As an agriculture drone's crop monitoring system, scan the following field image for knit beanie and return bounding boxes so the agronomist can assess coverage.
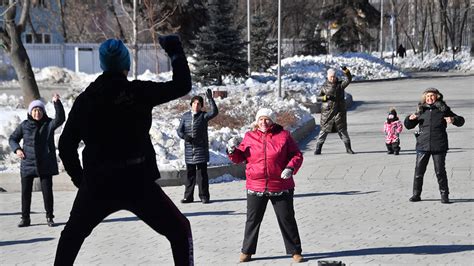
[255,108,276,122]
[28,99,46,115]
[99,39,131,72]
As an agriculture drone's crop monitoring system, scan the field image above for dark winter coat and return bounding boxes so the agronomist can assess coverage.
[317,71,352,132]
[9,101,65,178]
[404,101,464,152]
[58,56,191,192]
[228,124,303,192]
[177,97,218,164]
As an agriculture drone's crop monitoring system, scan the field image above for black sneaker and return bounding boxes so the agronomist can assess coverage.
[409,195,421,202]
[201,198,210,204]
[180,198,193,204]
[47,218,55,227]
[18,218,31,227]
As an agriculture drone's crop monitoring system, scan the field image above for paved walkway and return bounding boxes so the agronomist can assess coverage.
[1,75,473,265]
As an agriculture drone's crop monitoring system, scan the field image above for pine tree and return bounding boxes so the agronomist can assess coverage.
[191,0,248,85]
[250,14,277,72]
[301,22,327,56]
[322,0,380,52]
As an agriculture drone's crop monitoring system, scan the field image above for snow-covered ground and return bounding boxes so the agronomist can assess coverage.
[0,49,472,174]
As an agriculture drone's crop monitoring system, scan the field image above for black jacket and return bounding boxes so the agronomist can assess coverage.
[404,101,464,152]
[317,71,352,132]
[9,101,65,178]
[58,56,191,189]
[177,97,218,164]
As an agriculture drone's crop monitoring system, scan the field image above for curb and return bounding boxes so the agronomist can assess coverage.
[0,117,316,192]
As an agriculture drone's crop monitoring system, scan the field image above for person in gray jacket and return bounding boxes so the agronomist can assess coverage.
[9,94,65,227]
[177,89,218,204]
[314,66,354,155]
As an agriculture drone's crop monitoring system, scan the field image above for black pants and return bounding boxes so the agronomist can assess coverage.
[412,151,449,196]
[54,181,193,265]
[21,176,54,219]
[386,141,400,153]
[242,190,302,255]
[183,163,209,201]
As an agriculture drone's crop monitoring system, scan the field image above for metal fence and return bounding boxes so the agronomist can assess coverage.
[1,43,171,75]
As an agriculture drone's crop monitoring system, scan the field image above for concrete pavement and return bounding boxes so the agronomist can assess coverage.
[1,74,473,265]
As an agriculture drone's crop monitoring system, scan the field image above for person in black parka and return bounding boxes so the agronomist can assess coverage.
[54,37,194,265]
[404,88,465,204]
[177,89,218,204]
[314,66,354,155]
[9,94,65,227]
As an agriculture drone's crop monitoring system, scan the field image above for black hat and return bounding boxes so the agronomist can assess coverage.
[190,95,204,106]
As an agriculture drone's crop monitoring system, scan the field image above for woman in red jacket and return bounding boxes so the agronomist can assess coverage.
[228,108,304,263]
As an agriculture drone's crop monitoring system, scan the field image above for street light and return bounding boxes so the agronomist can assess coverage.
[277,0,282,98]
[247,0,251,76]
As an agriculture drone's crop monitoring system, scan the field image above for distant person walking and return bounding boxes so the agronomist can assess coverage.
[228,108,305,263]
[384,107,403,155]
[397,44,406,58]
[9,94,65,227]
[314,66,354,155]
[404,88,464,204]
[177,89,218,204]
[54,36,194,265]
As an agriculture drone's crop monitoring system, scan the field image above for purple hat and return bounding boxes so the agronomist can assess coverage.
[28,100,45,115]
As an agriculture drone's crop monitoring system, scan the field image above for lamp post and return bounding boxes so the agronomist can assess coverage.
[277,0,282,98]
[247,0,251,76]
[379,0,384,60]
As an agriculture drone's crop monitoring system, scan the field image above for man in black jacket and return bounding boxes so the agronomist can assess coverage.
[405,88,465,204]
[54,36,194,265]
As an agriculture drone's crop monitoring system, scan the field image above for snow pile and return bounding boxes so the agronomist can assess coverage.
[1,50,471,175]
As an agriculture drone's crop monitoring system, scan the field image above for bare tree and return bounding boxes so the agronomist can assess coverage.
[0,0,40,106]
[439,0,470,59]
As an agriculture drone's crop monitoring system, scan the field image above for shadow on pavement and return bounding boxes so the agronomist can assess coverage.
[347,100,364,111]
[251,244,474,262]
[419,198,474,203]
[0,237,55,247]
[210,198,246,203]
[0,211,40,216]
[302,244,474,261]
[295,191,378,198]
[184,210,244,217]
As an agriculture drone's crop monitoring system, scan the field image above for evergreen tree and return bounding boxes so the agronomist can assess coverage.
[191,0,248,85]
[301,22,327,56]
[322,0,380,52]
[250,14,277,72]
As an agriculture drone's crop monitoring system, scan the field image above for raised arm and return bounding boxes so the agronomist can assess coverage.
[204,89,218,121]
[341,66,352,89]
[50,95,65,129]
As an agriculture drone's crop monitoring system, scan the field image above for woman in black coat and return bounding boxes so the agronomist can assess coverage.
[404,88,464,204]
[9,94,65,227]
[177,89,218,203]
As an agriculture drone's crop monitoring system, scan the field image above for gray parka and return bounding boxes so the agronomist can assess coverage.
[317,70,352,132]
[177,96,218,164]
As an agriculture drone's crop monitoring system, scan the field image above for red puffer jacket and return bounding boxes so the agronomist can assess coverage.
[228,124,303,192]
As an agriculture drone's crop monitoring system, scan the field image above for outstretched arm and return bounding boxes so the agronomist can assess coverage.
[204,89,218,120]
[341,66,352,89]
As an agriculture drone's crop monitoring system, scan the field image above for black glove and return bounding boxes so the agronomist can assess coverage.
[158,34,184,57]
[184,135,194,143]
[206,89,213,99]
[341,66,347,71]
[326,95,335,101]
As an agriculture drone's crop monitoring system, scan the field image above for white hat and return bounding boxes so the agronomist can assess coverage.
[28,100,45,115]
[255,108,276,122]
[327,68,336,76]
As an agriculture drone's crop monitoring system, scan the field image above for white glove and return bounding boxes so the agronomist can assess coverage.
[227,136,242,154]
[281,168,294,179]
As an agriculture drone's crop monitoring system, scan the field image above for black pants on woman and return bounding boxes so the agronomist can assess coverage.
[412,151,449,196]
[183,163,209,201]
[54,180,193,265]
[242,190,302,255]
[21,175,54,219]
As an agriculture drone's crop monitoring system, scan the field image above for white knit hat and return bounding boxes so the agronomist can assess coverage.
[28,99,45,115]
[255,108,276,122]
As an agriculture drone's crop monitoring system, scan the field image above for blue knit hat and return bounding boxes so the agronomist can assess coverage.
[99,39,131,72]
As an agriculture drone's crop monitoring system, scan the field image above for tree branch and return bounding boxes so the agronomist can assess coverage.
[17,0,31,32]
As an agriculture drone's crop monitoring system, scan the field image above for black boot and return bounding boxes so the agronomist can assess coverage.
[47,217,55,227]
[386,144,394,154]
[344,142,355,154]
[314,143,323,155]
[409,178,423,202]
[441,193,450,204]
[18,217,31,227]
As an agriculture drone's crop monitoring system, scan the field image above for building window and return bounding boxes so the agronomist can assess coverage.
[25,33,52,44]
